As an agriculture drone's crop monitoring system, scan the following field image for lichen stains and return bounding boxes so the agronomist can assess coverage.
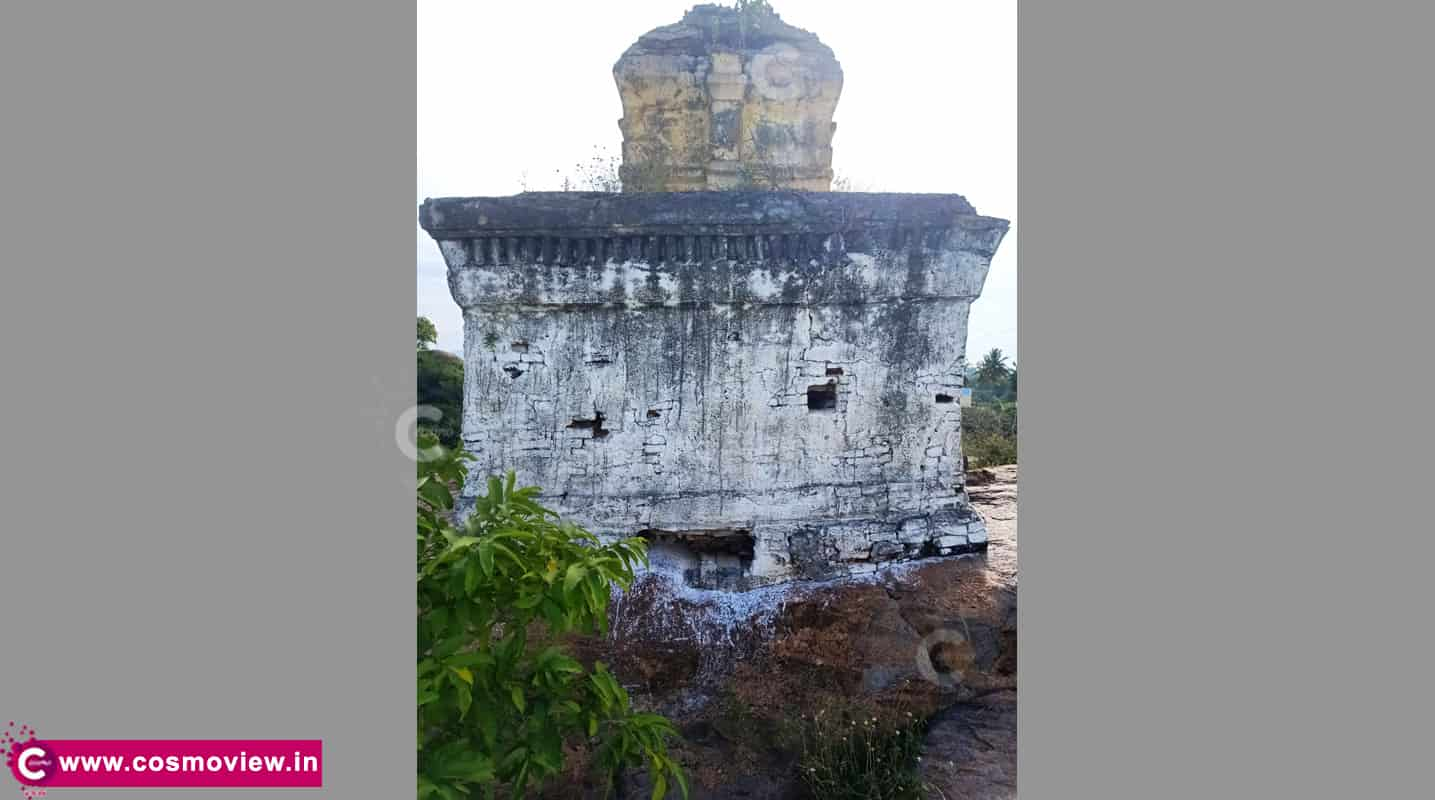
[424,190,1005,588]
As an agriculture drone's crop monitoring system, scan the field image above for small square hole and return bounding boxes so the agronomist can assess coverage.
[807,384,837,411]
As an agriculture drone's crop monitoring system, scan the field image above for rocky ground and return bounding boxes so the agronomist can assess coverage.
[551,465,1018,799]
[919,465,1017,799]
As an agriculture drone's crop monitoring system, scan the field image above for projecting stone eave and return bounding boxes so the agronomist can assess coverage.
[421,191,1007,311]
[420,191,1004,245]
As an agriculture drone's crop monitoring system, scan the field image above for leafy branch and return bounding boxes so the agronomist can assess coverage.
[417,435,687,799]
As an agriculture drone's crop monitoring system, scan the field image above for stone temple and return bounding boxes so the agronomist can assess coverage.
[420,5,1008,591]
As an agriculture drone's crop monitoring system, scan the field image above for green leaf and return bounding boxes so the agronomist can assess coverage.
[446,535,480,551]
[563,563,587,593]
[419,478,453,510]
[479,708,497,749]
[490,541,521,567]
[456,683,472,719]
[549,655,583,675]
[540,597,566,629]
[455,762,493,783]
[671,762,689,799]
[500,746,527,773]
[428,607,449,637]
[440,752,493,783]
[509,684,526,713]
[464,558,481,595]
[450,666,473,686]
[512,763,530,798]
[531,729,562,772]
[431,633,467,659]
[590,665,618,709]
[585,577,607,624]
[493,527,537,542]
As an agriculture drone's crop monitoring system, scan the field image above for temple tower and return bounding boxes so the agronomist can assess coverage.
[613,4,843,191]
[420,5,1008,590]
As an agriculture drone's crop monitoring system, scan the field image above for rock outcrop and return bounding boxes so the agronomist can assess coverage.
[548,465,1018,799]
[613,4,843,191]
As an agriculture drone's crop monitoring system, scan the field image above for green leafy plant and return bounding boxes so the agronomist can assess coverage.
[417,316,463,448]
[964,431,1017,469]
[416,435,687,799]
[797,709,928,800]
[962,401,1017,468]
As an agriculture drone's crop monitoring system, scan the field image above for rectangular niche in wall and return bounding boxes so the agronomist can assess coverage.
[807,383,837,411]
[639,529,755,591]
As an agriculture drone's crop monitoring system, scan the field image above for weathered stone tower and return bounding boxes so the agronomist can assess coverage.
[420,7,1008,591]
[613,4,842,191]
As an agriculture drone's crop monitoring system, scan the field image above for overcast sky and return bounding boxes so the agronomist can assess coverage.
[418,0,1015,364]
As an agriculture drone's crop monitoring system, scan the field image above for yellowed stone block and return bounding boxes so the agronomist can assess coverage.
[613,4,843,191]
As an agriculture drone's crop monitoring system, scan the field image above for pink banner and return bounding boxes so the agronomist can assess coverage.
[7,739,322,788]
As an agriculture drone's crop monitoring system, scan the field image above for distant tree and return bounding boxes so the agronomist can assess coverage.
[418,349,464,448]
[417,317,462,447]
[418,316,438,351]
[963,349,1016,465]
[968,349,1013,404]
[975,348,1010,385]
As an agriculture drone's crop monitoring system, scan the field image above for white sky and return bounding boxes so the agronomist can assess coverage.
[418,0,1015,364]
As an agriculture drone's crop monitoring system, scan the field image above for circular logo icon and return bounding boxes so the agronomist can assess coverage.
[10,741,57,786]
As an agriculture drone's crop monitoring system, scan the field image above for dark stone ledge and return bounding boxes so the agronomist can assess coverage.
[419,191,1000,240]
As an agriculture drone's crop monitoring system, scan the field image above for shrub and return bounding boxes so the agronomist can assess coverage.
[965,432,1018,469]
[962,402,1017,468]
[417,348,464,448]
[416,435,687,799]
[418,316,438,350]
[797,710,927,800]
